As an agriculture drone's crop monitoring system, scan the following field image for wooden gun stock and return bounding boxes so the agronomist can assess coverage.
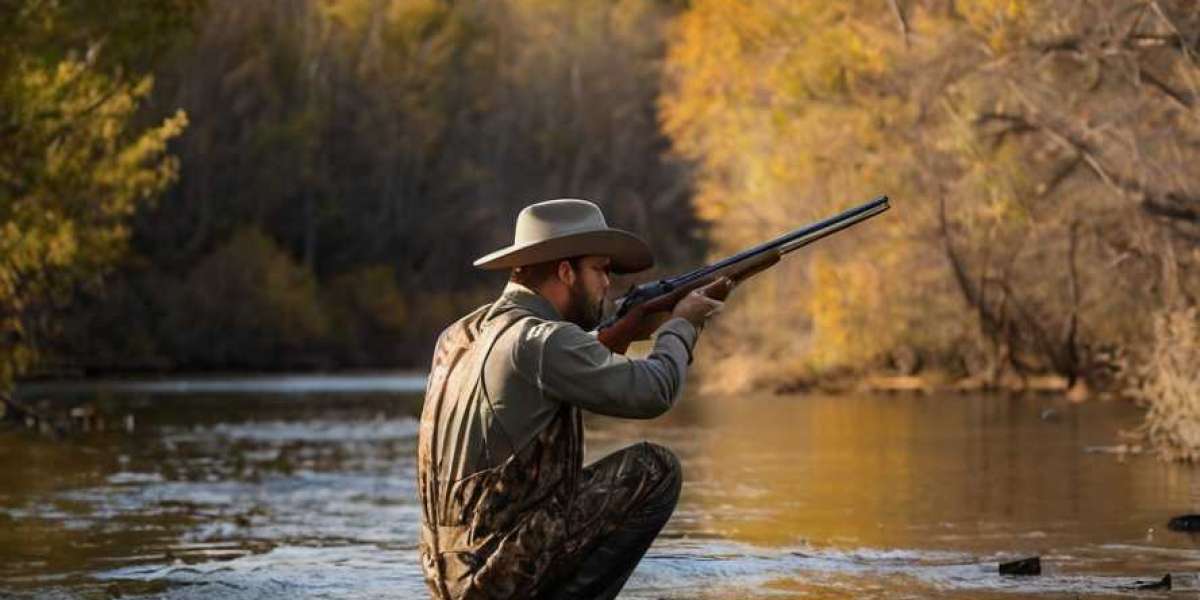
[597,250,780,353]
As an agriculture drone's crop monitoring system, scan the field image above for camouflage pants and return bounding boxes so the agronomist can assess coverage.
[543,441,682,600]
[425,440,681,600]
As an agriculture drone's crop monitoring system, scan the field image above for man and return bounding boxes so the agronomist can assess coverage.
[417,198,730,599]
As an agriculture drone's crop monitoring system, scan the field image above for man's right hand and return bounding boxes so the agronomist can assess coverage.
[672,277,733,329]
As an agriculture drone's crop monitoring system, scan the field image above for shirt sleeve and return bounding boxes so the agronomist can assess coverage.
[533,317,699,418]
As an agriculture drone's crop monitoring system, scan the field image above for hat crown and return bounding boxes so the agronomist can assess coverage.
[514,199,608,245]
[473,197,651,273]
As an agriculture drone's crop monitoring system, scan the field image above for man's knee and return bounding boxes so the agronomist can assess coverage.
[635,441,681,509]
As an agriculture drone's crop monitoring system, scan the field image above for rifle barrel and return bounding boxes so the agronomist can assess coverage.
[674,195,889,286]
[777,195,890,254]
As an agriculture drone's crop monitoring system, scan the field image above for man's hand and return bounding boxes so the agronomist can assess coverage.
[672,277,733,329]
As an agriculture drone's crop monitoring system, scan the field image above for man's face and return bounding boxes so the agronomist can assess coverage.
[565,255,611,330]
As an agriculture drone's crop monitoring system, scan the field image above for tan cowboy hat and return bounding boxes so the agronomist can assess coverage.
[473,199,653,274]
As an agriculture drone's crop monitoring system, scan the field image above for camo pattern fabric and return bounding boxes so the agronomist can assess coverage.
[418,304,681,600]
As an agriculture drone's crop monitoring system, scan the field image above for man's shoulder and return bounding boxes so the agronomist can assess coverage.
[432,304,492,353]
[520,320,603,363]
[517,315,571,342]
[433,303,568,350]
[496,314,568,368]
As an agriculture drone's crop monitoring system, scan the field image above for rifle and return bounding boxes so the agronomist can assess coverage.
[596,195,891,353]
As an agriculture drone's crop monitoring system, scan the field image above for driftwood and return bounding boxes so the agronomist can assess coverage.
[1168,514,1200,532]
[1130,574,1171,591]
[999,556,1041,576]
[995,554,1198,591]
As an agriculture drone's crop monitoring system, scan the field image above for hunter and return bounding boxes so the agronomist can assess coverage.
[417,198,730,599]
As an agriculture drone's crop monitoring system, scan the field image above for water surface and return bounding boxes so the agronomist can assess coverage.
[1,377,1196,598]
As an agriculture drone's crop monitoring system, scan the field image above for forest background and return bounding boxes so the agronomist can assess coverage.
[3,1,1199,458]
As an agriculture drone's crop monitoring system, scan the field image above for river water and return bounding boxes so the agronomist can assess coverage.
[1,376,1197,599]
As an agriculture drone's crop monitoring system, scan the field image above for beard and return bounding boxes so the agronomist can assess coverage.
[567,280,604,331]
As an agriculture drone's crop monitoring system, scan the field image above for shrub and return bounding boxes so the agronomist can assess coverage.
[168,228,328,368]
[1129,308,1200,462]
[322,265,408,364]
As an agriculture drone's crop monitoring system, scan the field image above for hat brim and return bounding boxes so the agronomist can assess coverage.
[473,228,653,274]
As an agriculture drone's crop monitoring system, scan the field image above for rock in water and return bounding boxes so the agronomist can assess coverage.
[1129,574,1170,591]
[999,556,1041,576]
[1130,573,1200,591]
[1168,514,1200,532]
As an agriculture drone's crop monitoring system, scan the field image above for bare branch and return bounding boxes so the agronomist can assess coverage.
[888,0,911,48]
[973,109,1200,227]
[1140,67,1195,109]
[1143,193,1200,222]
[1149,1,1196,65]
[1037,157,1082,199]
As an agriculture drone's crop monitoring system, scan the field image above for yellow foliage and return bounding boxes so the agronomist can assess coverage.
[662,0,1172,389]
[662,0,921,384]
[956,0,1032,52]
[1,53,185,389]
[663,0,902,248]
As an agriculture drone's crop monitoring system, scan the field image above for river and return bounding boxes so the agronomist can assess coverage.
[1,375,1196,598]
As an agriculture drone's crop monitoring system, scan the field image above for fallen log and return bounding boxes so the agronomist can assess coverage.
[999,556,1041,576]
[1168,514,1200,532]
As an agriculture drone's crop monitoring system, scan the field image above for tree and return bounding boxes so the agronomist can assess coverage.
[663,0,1200,390]
[53,0,701,371]
[0,0,193,389]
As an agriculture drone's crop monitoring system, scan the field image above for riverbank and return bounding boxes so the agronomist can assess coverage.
[695,350,1108,402]
[773,372,1096,402]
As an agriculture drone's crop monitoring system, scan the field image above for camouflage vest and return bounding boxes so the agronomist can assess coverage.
[418,303,584,599]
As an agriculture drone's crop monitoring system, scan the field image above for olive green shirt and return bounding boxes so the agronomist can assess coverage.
[433,282,699,483]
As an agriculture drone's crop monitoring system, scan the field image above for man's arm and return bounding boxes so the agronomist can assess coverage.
[536,318,699,419]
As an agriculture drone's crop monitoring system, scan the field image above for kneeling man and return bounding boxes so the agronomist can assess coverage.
[417,199,728,599]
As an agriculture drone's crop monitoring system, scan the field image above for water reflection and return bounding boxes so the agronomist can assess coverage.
[672,395,1171,551]
[591,393,1200,596]
[0,386,1197,599]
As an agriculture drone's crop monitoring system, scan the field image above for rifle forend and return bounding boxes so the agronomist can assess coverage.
[595,195,890,354]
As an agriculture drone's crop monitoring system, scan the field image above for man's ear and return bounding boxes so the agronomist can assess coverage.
[556,259,576,286]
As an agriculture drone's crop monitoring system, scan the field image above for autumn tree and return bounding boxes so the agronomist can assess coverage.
[663,0,1200,392]
[0,0,195,389]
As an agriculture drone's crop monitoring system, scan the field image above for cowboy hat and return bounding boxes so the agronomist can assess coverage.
[473,199,653,274]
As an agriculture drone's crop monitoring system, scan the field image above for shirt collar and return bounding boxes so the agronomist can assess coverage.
[498,281,562,321]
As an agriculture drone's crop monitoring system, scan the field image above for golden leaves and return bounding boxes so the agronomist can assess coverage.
[662,0,1198,389]
[1,52,186,388]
